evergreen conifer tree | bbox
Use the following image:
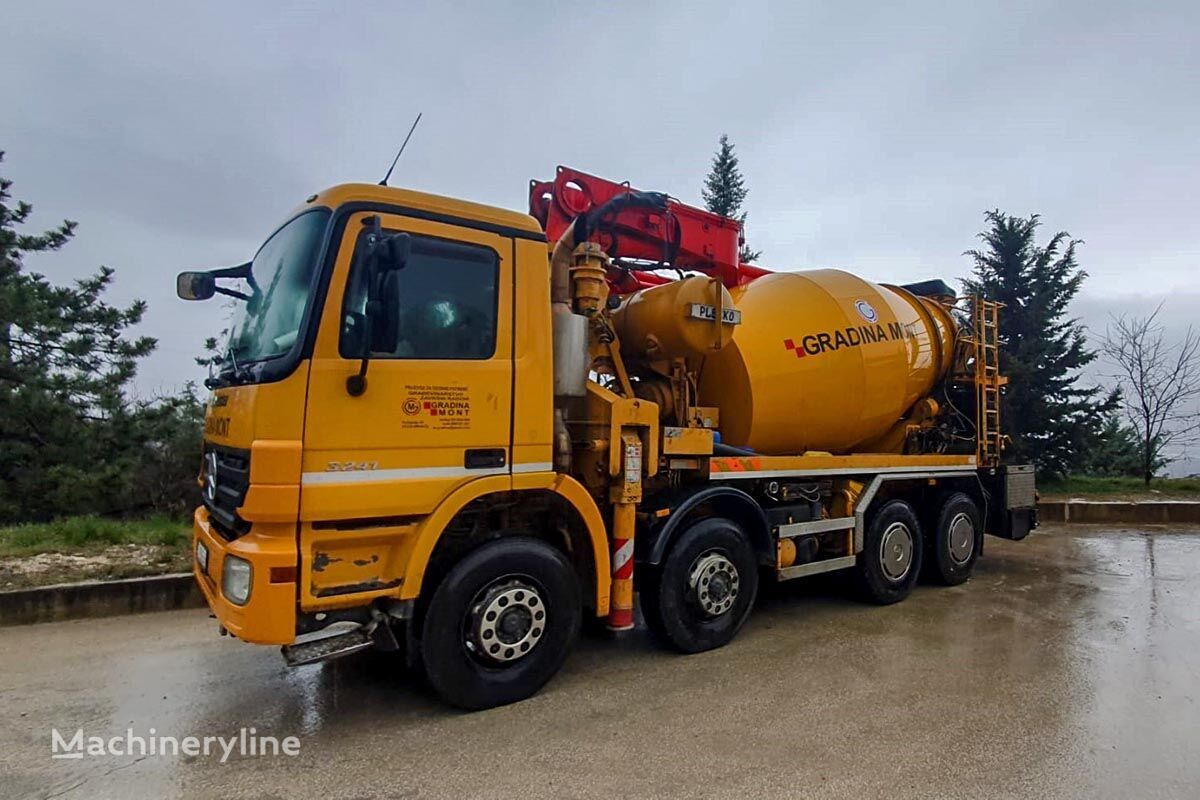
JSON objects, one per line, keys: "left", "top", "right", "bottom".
{"left": 702, "top": 135, "right": 761, "bottom": 263}
{"left": 0, "top": 151, "right": 200, "bottom": 520}
{"left": 964, "top": 211, "right": 1117, "bottom": 477}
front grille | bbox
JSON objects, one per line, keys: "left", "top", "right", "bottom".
{"left": 203, "top": 444, "right": 251, "bottom": 539}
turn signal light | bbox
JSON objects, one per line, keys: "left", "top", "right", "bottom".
{"left": 270, "top": 566, "right": 297, "bottom": 584}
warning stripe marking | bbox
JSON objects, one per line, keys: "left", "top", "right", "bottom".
{"left": 612, "top": 539, "right": 635, "bottom": 578}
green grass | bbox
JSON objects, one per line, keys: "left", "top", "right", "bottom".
{"left": 0, "top": 515, "right": 190, "bottom": 558}
{"left": 1039, "top": 475, "right": 1200, "bottom": 498}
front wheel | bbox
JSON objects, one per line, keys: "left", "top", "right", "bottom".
{"left": 420, "top": 537, "right": 580, "bottom": 710}
{"left": 852, "top": 499, "right": 923, "bottom": 605}
{"left": 641, "top": 517, "right": 760, "bottom": 653}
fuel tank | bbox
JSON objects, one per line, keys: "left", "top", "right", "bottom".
{"left": 696, "top": 269, "right": 957, "bottom": 454}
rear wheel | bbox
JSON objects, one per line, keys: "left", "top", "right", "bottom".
{"left": 852, "top": 499, "right": 922, "bottom": 604}
{"left": 641, "top": 517, "right": 759, "bottom": 653}
{"left": 420, "top": 537, "right": 580, "bottom": 710}
{"left": 924, "top": 492, "right": 982, "bottom": 586}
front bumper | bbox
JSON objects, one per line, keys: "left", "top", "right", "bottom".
{"left": 192, "top": 507, "right": 298, "bottom": 645}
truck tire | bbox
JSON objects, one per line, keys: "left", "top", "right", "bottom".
{"left": 924, "top": 492, "right": 982, "bottom": 586}
{"left": 641, "top": 517, "right": 759, "bottom": 654}
{"left": 852, "top": 499, "right": 923, "bottom": 605}
{"left": 420, "top": 537, "right": 580, "bottom": 710}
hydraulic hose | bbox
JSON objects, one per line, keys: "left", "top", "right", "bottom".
{"left": 549, "top": 191, "right": 669, "bottom": 306}
{"left": 712, "top": 442, "right": 758, "bottom": 457}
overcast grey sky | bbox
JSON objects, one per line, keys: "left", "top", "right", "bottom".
{"left": 2, "top": 0, "right": 1198, "bottom": 416}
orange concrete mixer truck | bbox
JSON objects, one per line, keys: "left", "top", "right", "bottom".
{"left": 178, "top": 165, "right": 1036, "bottom": 709}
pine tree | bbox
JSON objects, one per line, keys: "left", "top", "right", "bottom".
{"left": 1079, "top": 413, "right": 1150, "bottom": 478}
{"left": 964, "top": 211, "right": 1117, "bottom": 478}
{"left": 702, "top": 134, "right": 761, "bottom": 263}
{"left": 0, "top": 150, "right": 203, "bottom": 521}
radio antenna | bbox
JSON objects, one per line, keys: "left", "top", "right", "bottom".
{"left": 380, "top": 112, "right": 423, "bottom": 186}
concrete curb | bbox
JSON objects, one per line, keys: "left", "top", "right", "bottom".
{"left": 1038, "top": 500, "right": 1200, "bottom": 524}
{"left": 3, "top": 501, "right": 1198, "bottom": 628}
{"left": 0, "top": 572, "right": 204, "bottom": 627}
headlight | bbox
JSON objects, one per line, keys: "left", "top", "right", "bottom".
{"left": 222, "top": 555, "right": 253, "bottom": 605}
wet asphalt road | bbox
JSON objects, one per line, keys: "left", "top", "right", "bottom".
{"left": 2, "top": 523, "right": 1198, "bottom": 800}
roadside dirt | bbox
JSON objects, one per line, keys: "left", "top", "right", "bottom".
{"left": 0, "top": 544, "right": 190, "bottom": 590}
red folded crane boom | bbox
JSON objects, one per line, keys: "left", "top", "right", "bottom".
{"left": 529, "top": 165, "right": 772, "bottom": 294}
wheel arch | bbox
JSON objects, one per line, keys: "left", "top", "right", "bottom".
{"left": 399, "top": 473, "right": 610, "bottom": 617}
{"left": 638, "top": 484, "right": 773, "bottom": 568}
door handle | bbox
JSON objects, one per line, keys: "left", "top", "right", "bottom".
{"left": 464, "top": 448, "right": 506, "bottom": 470}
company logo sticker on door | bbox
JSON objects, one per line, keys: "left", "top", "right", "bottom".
{"left": 401, "top": 384, "right": 472, "bottom": 430}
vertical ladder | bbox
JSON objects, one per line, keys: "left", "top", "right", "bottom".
{"left": 973, "top": 296, "right": 1005, "bottom": 466}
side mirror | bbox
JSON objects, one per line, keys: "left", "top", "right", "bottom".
{"left": 371, "top": 232, "right": 411, "bottom": 273}
{"left": 177, "top": 271, "right": 216, "bottom": 301}
{"left": 369, "top": 271, "right": 402, "bottom": 353}
{"left": 347, "top": 236, "right": 407, "bottom": 397}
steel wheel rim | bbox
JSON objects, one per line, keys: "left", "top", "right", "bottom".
{"left": 879, "top": 522, "right": 914, "bottom": 581}
{"left": 464, "top": 576, "right": 547, "bottom": 664}
{"left": 947, "top": 512, "right": 975, "bottom": 565}
{"left": 688, "top": 550, "right": 740, "bottom": 618}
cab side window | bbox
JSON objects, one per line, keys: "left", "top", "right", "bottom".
{"left": 340, "top": 231, "right": 499, "bottom": 360}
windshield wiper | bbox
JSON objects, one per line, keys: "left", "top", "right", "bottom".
{"left": 224, "top": 344, "right": 243, "bottom": 378}
{"left": 204, "top": 343, "right": 252, "bottom": 388}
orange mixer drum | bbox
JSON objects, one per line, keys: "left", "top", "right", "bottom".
{"left": 697, "top": 269, "right": 957, "bottom": 454}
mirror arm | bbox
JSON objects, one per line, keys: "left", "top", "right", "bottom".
{"left": 210, "top": 261, "right": 252, "bottom": 279}
{"left": 346, "top": 258, "right": 381, "bottom": 398}
{"left": 214, "top": 286, "right": 251, "bottom": 302}
{"left": 346, "top": 341, "right": 370, "bottom": 397}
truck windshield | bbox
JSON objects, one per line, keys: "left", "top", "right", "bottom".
{"left": 222, "top": 209, "right": 330, "bottom": 366}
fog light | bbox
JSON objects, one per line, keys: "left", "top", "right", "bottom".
{"left": 222, "top": 555, "right": 253, "bottom": 606}
{"left": 195, "top": 540, "right": 209, "bottom": 573}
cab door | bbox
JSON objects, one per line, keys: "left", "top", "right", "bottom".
{"left": 300, "top": 210, "right": 513, "bottom": 524}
